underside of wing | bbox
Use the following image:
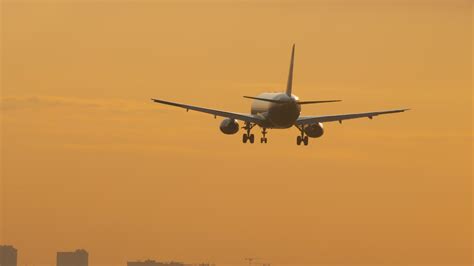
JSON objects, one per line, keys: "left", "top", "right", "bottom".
{"left": 296, "top": 109, "right": 409, "bottom": 125}
{"left": 151, "top": 98, "right": 264, "bottom": 124}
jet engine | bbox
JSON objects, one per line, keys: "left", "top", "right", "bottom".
{"left": 304, "top": 123, "right": 324, "bottom": 138}
{"left": 219, "top": 118, "right": 239, "bottom": 135}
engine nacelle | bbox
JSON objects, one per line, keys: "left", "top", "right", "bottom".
{"left": 219, "top": 118, "right": 239, "bottom": 135}
{"left": 304, "top": 123, "right": 324, "bottom": 138}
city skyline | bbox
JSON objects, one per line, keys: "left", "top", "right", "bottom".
{"left": 1, "top": 246, "right": 217, "bottom": 266}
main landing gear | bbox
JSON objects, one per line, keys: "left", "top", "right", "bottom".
{"left": 242, "top": 123, "right": 268, "bottom": 144}
{"left": 296, "top": 125, "right": 309, "bottom": 146}
{"left": 242, "top": 122, "right": 256, "bottom": 144}
{"left": 242, "top": 133, "right": 255, "bottom": 143}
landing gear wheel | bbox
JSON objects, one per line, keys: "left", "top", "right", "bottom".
{"left": 242, "top": 134, "right": 248, "bottom": 143}
{"left": 303, "top": 136, "right": 309, "bottom": 146}
{"left": 261, "top": 137, "right": 268, "bottom": 144}
{"left": 297, "top": 136, "right": 302, "bottom": 146}
{"left": 249, "top": 134, "right": 255, "bottom": 144}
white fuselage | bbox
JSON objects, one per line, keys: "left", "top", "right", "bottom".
{"left": 250, "top": 93, "right": 301, "bottom": 128}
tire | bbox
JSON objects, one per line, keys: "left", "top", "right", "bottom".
{"left": 297, "top": 136, "right": 302, "bottom": 145}
{"left": 303, "top": 136, "right": 309, "bottom": 146}
{"left": 242, "top": 134, "right": 248, "bottom": 143}
{"left": 249, "top": 134, "right": 255, "bottom": 143}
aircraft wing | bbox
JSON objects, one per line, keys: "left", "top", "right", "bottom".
{"left": 151, "top": 98, "right": 264, "bottom": 124}
{"left": 295, "top": 109, "right": 409, "bottom": 125}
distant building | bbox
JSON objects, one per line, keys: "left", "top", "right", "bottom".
{"left": 167, "top": 262, "right": 185, "bottom": 266}
{"left": 56, "top": 249, "right": 88, "bottom": 266}
{"left": 127, "top": 260, "right": 185, "bottom": 266}
{"left": 0, "top": 245, "right": 17, "bottom": 266}
{"left": 128, "top": 260, "right": 158, "bottom": 266}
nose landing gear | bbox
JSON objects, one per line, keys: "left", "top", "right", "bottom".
{"left": 260, "top": 128, "right": 268, "bottom": 144}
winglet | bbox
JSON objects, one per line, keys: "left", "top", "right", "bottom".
{"left": 286, "top": 44, "right": 295, "bottom": 96}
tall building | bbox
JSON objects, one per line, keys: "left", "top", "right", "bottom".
{"left": 56, "top": 249, "right": 88, "bottom": 266}
{"left": 0, "top": 245, "right": 17, "bottom": 266}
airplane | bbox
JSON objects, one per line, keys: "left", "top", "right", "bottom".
{"left": 151, "top": 44, "right": 408, "bottom": 146}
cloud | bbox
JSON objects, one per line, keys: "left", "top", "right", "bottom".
{"left": 1, "top": 96, "right": 99, "bottom": 110}
{"left": 0, "top": 95, "right": 165, "bottom": 114}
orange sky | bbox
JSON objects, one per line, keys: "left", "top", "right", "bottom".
{"left": 1, "top": 1, "right": 472, "bottom": 266}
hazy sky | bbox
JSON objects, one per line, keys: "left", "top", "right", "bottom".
{"left": 1, "top": 0, "right": 472, "bottom": 266}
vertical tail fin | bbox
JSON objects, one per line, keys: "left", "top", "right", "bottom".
{"left": 286, "top": 44, "right": 295, "bottom": 96}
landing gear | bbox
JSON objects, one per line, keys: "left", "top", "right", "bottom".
{"left": 260, "top": 128, "right": 268, "bottom": 144}
{"left": 242, "top": 122, "right": 256, "bottom": 144}
{"left": 296, "top": 135, "right": 309, "bottom": 145}
{"left": 242, "top": 124, "right": 269, "bottom": 144}
{"left": 242, "top": 133, "right": 255, "bottom": 143}
{"left": 296, "top": 125, "right": 309, "bottom": 146}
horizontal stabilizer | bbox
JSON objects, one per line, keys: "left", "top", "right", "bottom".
{"left": 298, "top": 100, "right": 342, "bottom": 105}
{"left": 243, "top": 96, "right": 287, "bottom": 104}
